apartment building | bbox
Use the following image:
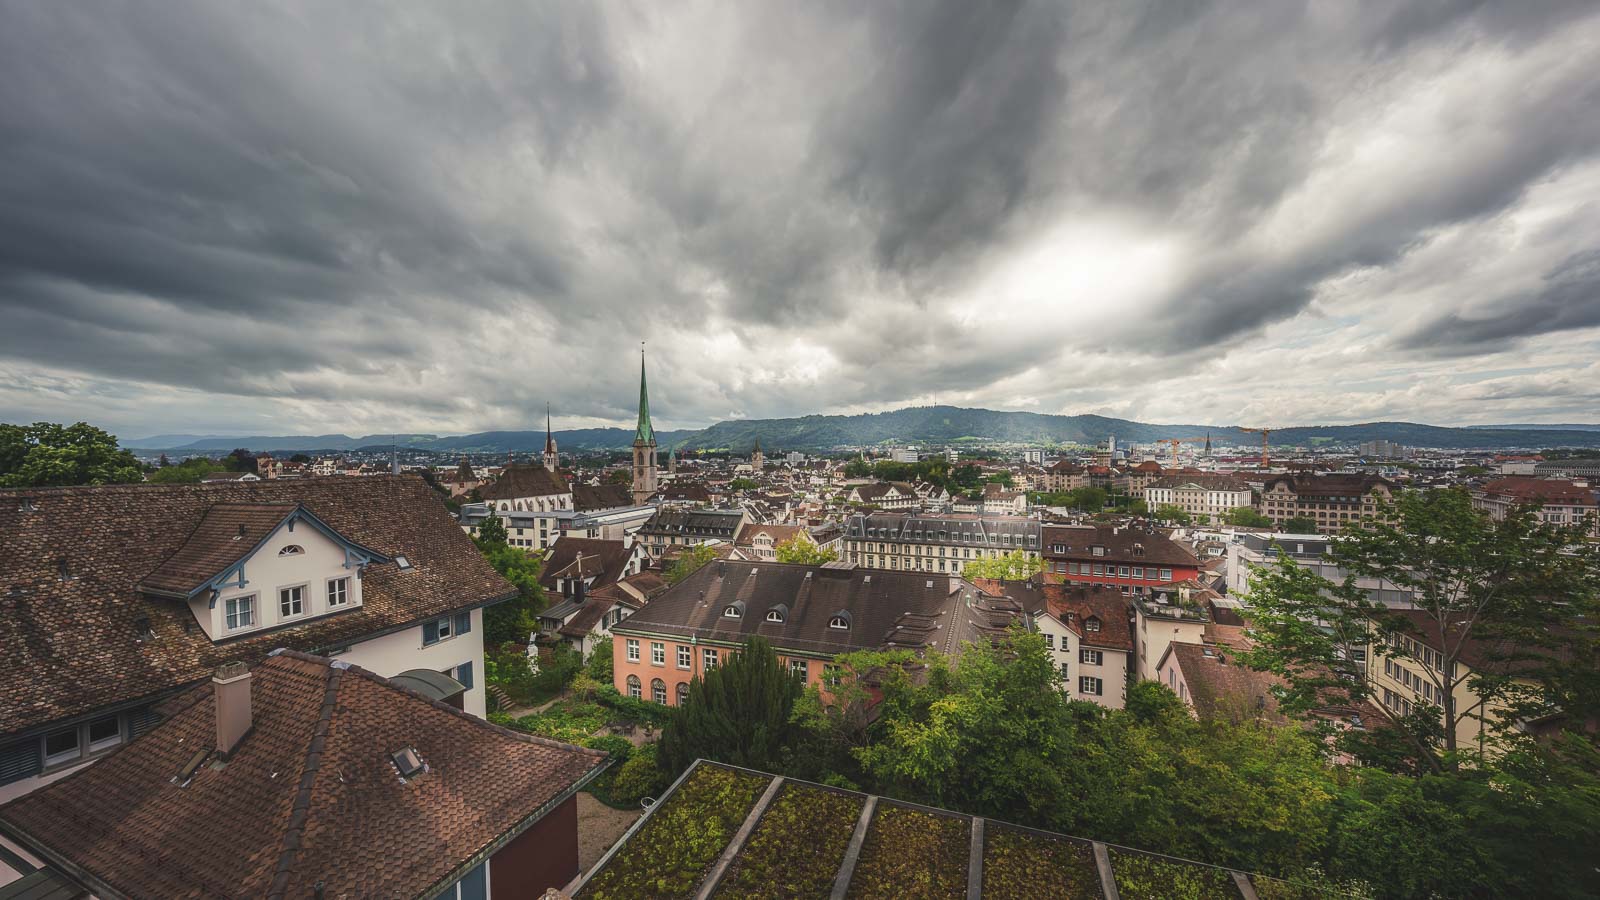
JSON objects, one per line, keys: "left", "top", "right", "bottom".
{"left": 1143, "top": 474, "right": 1253, "bottom": 522}
{"left": 1225, "top": 531, "right": 1420, "bottom": 608}
{"left": 842, "top": 513, "right": 1042, "bottom": 574}
{"left": 980, "top": 580, "right": 1135, "bottom": 709}
{"left": 1258, "top": 474, "right": 1396, "bottom": 529}
{"left": 1471, "top": 477, "right": 1598, "bottom": 535}
{"left": 634, "top": 507, "right": 750, "bottom": 561}
{"left": 1042, "top": 524, "right": 1202, "bottom": 595}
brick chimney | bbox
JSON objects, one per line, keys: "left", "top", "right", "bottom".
{"left": 213, "top": 661, "right": 253, "bottom": 756}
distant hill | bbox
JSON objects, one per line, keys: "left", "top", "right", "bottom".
{"left": 1464, "top": 423, "right": 1600, "bottom": 431}
{"left": 117, "top": 407, "right": 1600, "bottom": 454}
{"left": 668, "top": 407, "right": 1600, "bottom": 452}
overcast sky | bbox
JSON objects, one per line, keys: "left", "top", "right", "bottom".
{"left": 4, "top": 1, "right": 1599, "bottom": 438}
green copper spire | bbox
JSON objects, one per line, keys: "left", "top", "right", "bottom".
{"left": 634, "top": 344, "right": 655, "bottom": 444}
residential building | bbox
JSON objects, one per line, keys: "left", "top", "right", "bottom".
{"left": 460, "top": 481, "right": 652, "bottom": 551}
{"left": 842, "top": 513, "right": 1042, "bottom": 575}
{"left": 1258, "top": 474, "right": 1397, "bottom": 529}
{"left": 635, "top": 508, "right": 749, "bottom": 561}
{"left": 1040, "top": 459, "right": 1087, "bottom": 492}
{"left": 1042, "top": 524, "right": 1201, "bottom": 596}
{"left": 1143, "top": 475, "right": 1253, "bottom": 523}
{"left": 0, "top": 652, "right": 604, "bottom": 899}
{"left": 977, "top": 580, "right": 1134, "bottom": 709}
{"left": 438, "top": 457, "right": 485, "bottom": 498}
{"left": 539, "top": 536, "right": 649, "bottom": 600}
{"left": 1471, "top": 477, "right": 1598, "bottom": 534}
{"left": 846, "top": 481, "right": 919, "bottom": 509}
{"left": 1359, "top": 439, "right": 1407, "bottom": 458}
{"left": 0, "top": 477, "right": 511, "bottom": 802}
{"left": 1225, "top": 531, "right": 1420, "bottom": 608}
{"left": 1133, "top": 591, "right": 1212, "bottom": 682}
{"left": 609, "top": 561, "right": 1013, "bottom": 705}
{"left": 733, "top": 523, "right": 811, "bottom": 560}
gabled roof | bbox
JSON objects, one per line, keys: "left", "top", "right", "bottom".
{"left": 571, "top": 483, "right": 635, "bottom": 512}
{"left": 1041, "top": 524, "right": 1199, "bottom": 567}
{"left": 139, "top": 503, "right": 385, "bottom": 598}
{"left": 0, "top": 477, "right": 513, "bottom": 738}
{"left": 540, "top": 537, "right": 638, "bottom": 590}
{"left": 973, "top": 580, "right": 1135, "bottom": 652}
{"left": 733, "top": 523, "right": 806, "bottom": 548}
{"left": 480, "top": 464, "right": 568, "bottom": 501}
{"left": 0, "top": 652, "right": 604, "bottom": 900}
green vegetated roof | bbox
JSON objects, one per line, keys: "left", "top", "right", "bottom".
{"left": 572, "top": 760, "right": 1356, "bottom": 900}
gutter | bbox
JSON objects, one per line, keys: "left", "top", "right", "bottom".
{"left": 0, "top": 818, "right": 130, "bottom": 900}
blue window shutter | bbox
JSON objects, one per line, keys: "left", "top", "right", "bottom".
{"left": 457, "top": 661, "right": 474, "bottom": 690}
{"left": 423, "top": 619, "right": 439, "bottom": 646}
{"left": 455, "top": 612, "right": 471, "bottom": 635}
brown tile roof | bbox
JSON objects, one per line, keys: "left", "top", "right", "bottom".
{"left": 0, "top": 651, "right": 603, "bottom": 900}
{"left": 480, "top": 464, "right": 568, "bottom": 501}
{"left": 138, "top": 503, "right": 301, "bottom": 596}
{"left": 540, "top": 538, "right": 637, "bottom": 590}
{"left": 571, "top": 482, "right": 635, "bottom": 511}
{"left": 1261, "top": 474, "right": 1396, "bottom": 498}
{"left": 612, "top": 562, "right": 985, "bottom": 658}
{"left": 1477, "top": 477, "right": 1597, "bottom": 506}
{"left": 0, "top": 476, "right": 513, "bottom": 739}
{"left": 972, "top": 580, "right": 1135, "bottom": 652}
{"left": 733, "top": 523, "right": 806, "bottom": 548}
{"left": 1041, "top": 524, "right": 1200, "bottom": 567}
{"left": 1166, "top": 641, "right": 1287, "bottom": 723}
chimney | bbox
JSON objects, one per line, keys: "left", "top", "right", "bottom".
{"left": 213, "top": 661, "right": 253, "bottom": 756}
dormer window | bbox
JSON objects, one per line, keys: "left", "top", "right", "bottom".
{"left": 225, "top": 595, "right": 256, "bottom": 631}
{"left": 1092, "top": 546, "right": 1105, "bottom": 557}
{"left": 766, "top": 609, "right": 785, "bottom": 623}
{"left": 1085, "top": 617, "right": 1101, "bottom": 632}
{"left": 829, "top": 610, "right": 852, "bottom": 630}
{"left": 723, "top": 601, "right": 744, "bottom": 619}
{"left": 278, "top": 545, "right": 305, "bottom": 557}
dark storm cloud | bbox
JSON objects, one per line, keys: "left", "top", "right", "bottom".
{"left": 1, "top": 0, "right": 1599, "bottom": 434}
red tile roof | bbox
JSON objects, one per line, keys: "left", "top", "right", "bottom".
{"left": 0, "top": 476, "right": 514, "bottom": 738}
{"left": 1477, "top": 477, "right": 1597, "bottom": 506}
{"left": 0, "top": 651, "right": 604, "bottom": 900}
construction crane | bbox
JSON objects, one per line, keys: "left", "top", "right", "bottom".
{"left": 1156, "top": 437, "right": 1205, "bottom": 466}
{"left": 1239, "top": 427, "right": 1272, "bottom": 467}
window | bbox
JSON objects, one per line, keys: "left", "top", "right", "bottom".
{"left": 651, "top": 678, "right": 667, "bottom": 704}
{"left": 1080, "top": 649, "right": 1103, "bottom": 666}
{"left": 704, "top": 648, "right": 718, "bottom": 670}
{"left": 279, "top": 585, "right": 305, "bottom": 618}
{"left": 1118, "top": 566, "right": 1129, "bottom": 577}
{"left": 828, "top": 615, "right": 849, "bottom": 629}
{"left": 453, "top": 661, "right": 474, "bottom": 690}
{"left": 677, "top": 645, "right": 692, "bottom": 669}
{"left": 626, "top": 639, "right": 640, "bottom": 663}
{"left": 676, "top": 682, "right": 689, "bottom": 706}
{"left": 627, "top": 675, "right": 641, "bottom": 699}
{"left": 1131, "top": 566, "right": 1143, "bottom": 578}
{"left": 1092, "top": 563, "right": 1104, "bottom": 576}
{"left": 1159, "top": 568, "right": 1172, "bottom": 581}
{"left": 789, "top": 659, "right": 808, "bottom": 679}
{"left": 1043, "top": 633, "right": 1055, "bottom": 650}
{"left": 765, "top": 609, "right": 784, "bottom": 623}
{"left": 1092, "top": 546, "right": 1105, "bottom": 557}
{"left": 1085, "top": 618, "right": 1101, "bottom": 632}
{"left": 226, "top": 595, "right": 256, "bottom": 630}
{"left": 326, "top": 577, "right": 349, "bottom": 607}
{"left": 823, "top": 664, "right": 842, "bottom": 688}
{"left": 44, "top": 727, "right": 80, "bottom": 766}
{"left": 723, "top": 605, "right": 742, "bottom": 618}
{"left": 278, "top": 544, "right": 305, "bottom": 556}
{"left": 1059, "top": 662, "right": 1070, "bottom": 679}
{"left": 1079, "top": 676, "right": 1103, "bottom": 696}
{"left": 86, "top": 714, "right": 122, "bottom": 751}
{"left": 651, "top": 642, "right": 665, "bottom": 666}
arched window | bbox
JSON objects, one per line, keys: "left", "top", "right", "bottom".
{"left": 723, "top": 601, "right": 743, "bottom": 619}
{"left": 765, "top": 609, "right": 784, "bottom": 623}
{"left": 278, "top": 545, "right": 305, "bottom": 557}
{"left": 651, "top": 678, "right": 667, "bottom": 704}
{"left": 515, "top": 501, "right": 525, "bottom": 511}
{"left": 676, "top": 682, "right": 689, "bottom": 706}
{"left": 828, "top": 616, "right": 849, "bottom": 629}
{"left": 626, "top": 675, "right": 641, "bottom": 699}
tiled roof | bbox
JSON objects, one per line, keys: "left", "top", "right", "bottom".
{"left": 733, "top": 523, "right": 806, "bottom": 548}
{"left": 480, "top": 464, "right": 568, "bottom": 501}
{"left": 973, "top": 580, "right": 1135, "bottom": 652}
{"left": 0, "top": 477, "right": 513, "bottom": 738}
{"left": 1477, "top": 477, "right": 1597, "bottom": 506}
{"left": 1261, "top": 474, "right": 1395, "bottom": 498}
{"left": 571, "top": 483, "right": 634, "bottom": 512}
{"left": 0, "top": 651, "right": 604, "bottom": 900}
{"left": 612, "top": 562, "right": 989, "bottom": 658}
{"left": 1166, "top": 641, "right": 1286, "bottom": 723}
{"left": 138, "top": 503, "right": 300, "bottom": 596}
{"left": 1041, "top": 524, "right": 1199, "bottom": 567}
{"left": 1148, "top": 475, "right": 1251, "bottom": 492}
{"left": 540, "top": 538, "right": 637, "bottom": 590}
{"left": 638, "top": 508, "right": 745, "bottom": 537}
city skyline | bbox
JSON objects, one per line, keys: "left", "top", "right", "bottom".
{"left": 4, "top": 2, "right": 1600, "bottom": 436}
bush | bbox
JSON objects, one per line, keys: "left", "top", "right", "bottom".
{"left": 587, "top": 636, "right": 614, "bottom": 682}
{"left": 610, "top": 743, "right": 667, "bottom": 807}
{"left": 584, "top": 734, "right": 636, "bottom": 762}
{"left": 596, "top": 685, "right": 673, "bottom": 728}
{"left": 514, "top": 700, "right": 607, "bottom": 743}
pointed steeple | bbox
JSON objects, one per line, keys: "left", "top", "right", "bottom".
{"left": 545, "top": 403, "right": 557, "bottom": 453}
{"left": 634, "top": 344, "right": 655, "bottom": 445}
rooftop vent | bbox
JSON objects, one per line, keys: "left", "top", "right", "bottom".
{"left": 133, "top": 617, "right": 155, "bottom": 641}
{"left": 17, "top": 497, "right": 37, "bottom": 513}
{"left": 234, "top": 523, "right": 246, "bottom": 541}
{"left": 57, "top": 557, "right": 73, "bottom": 582}
{"left": 394, "top": 555, "right": 412, "bottom": 570}
{"left": 392, "top": 747, "right": 426, "bottom": 779}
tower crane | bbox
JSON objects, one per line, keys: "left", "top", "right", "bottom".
{"left": 1239, "top": 427, "right": 1272, "bottom": 467}
{"left": 1156, "top": 437, "right": 1205, "bottom": 466}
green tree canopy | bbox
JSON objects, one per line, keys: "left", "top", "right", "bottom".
{"left": 1153, "top": 503, "right": 1192, "bottom": 525}
{"left": 1225, "top": 506, "right": 1274, "bottom": 528}
{"left": 658, "top": 637, "right": 802, "bottom": 774}
{"left": 471, "top": 512, "right": 545, "bottom": 644}
{"left": 1281, "top": 515, "right": 1318, "bottom": 534}
{"left": 962, "top": 548, "right": 1045, "bottom": 582}
{"left": 773, "top": 535, "right": 838, "bottom": 565}
{"left": 665, "top": 543, "right": 720, "bottom": 585}
{"left": 0, "top": 422, "right": 144, "bottom": 488}
{"left": 145, "top": 457, "right": 225, "bottom": 484}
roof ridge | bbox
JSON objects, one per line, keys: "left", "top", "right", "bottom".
{"left": 265, "top": 659, "right": 342, "bottom": 900}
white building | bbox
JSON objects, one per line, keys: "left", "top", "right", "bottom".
{"left": 1143, "top": 474, "right": 1253, "bottom": 523}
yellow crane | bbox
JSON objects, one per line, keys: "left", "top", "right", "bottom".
{"left": 1239, "top": 427, "right": 1272, "bottom": 467}
{"left": 1156, "top": 437, "right": 1205, "bottom": 466}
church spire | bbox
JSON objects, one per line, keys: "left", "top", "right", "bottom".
{"left": 543, "top": 402, "right": 559, "bottom": 472}
{"left": 634, "top": 343, "right": 655, "bottom": 445}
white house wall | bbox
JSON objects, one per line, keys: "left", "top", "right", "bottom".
{"left": 335, "top": 608, "right": 486, "bottom": 718}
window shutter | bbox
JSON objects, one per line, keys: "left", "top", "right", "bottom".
{"left": 0, "top": 738, "right": 42, "bottom": 786}
{"left": 456, "top": 661, "right": 474, "bottom": 690}
{"left": 455, "top": 612, "right": 471, "bottom": 636}
{"left": 128, "top": 706, "right": 163, "bottom": 738}
{"left": 423, "top": 619, "right": 439, "bottom": 646}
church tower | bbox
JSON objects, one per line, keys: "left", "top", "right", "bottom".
{"left": 751, "top": 437, "right": 763, "bottom": 472}
{"left": 543, "top": 403, "right": 559, "bottom": 473}
{"left": 631, "top": 345, "right": 658, "bottom": 505}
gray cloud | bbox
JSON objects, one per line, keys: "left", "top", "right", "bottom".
{"left": 2, "top": 0, "right": 1600, "bottom": 437}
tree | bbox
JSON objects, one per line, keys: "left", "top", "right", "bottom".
{"left": 665, "top": 543, "right": 719, "bottom": 585}
{"left": 146, "top": 457, "right": 224, "bottom": 483}
{"left": 1238, "top": 488, "right": 1600, "bottom": 767}
{"left": 774, "top": 535, "right": 838, "bottom": 565}
{"left": 289, "top": 453, "right": 311, "bottom": 463}
{"left": 605, "top": 468, "right": 631, "bottom": 484}
{"left": 985, "top": 471, "right": 1014, "bottom": 487}
{"left": 0, "top": 422, "right": 144, "bottom": 488}
{"left": 1225, "top": 506, "right": 1274, "bottom": 528}
{"left": 472, "top": 512, "right": 547, "bottom": 644}
{"left": 224, "top": 448, "right": 258, "bottom": 473}
{"left": 1153, "top": 503, "right": 1192, "bottom": 526}
{"left": 729, "top": 477, "right": 759, "bottom": 491}
{"left": 962, "top": 549, "right": 1046, "bottom": 581}
{"left": 1066, "top": 486, "right": 1107, "bottom": 512}
{"left": 657, "top": 637, "right": 802, "bottom": 775}
{"left": 1282, "top": 515, "right": 1317, "bottom": 534}
{"left": 586, "top": 636, "right": 613, "bottom": 683}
